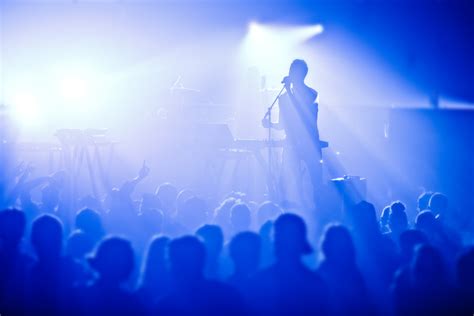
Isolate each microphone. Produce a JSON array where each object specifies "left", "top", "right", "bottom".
[{"left": 281, "top": 76, "right": 291, "bottom": 84}]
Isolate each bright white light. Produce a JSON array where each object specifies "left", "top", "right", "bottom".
[
  {"left": 54, "top": 65, "right": 97, "bottom": 102},
  {"left": 240, "top": 22, "right": 324, "bottom": 82},
  {"left": 59, "top": 74, "right": 91, "bottom": 100},
  {"left": 9, "top": 93, "right": 41, "bottom": 127},
  {"left": 4, "top": 62, "right": 107, "bottom": 132},
  {"left": 307, "top": 24, "right": 324, "bottom": 36}
]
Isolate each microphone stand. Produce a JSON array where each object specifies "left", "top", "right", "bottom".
[{"left": 262, "top": 84, "right": 286, "bottom": 200}]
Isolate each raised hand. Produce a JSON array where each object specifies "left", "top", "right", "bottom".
[{"left": 138, "top": 160, "right": 150, "bottom": 179}]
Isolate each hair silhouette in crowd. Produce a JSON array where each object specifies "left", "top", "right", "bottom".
[
  {"left": 228, "top": 231, "right": 261, "bottom": 292},
  {"left": 393, "top": 244, "right": 454, "bottom": 316},
  {"left": 245, "top": 213, "right": 329, "bottom": 315},
  {"left": 318, "top": 224, "right": 373, "bottom": 314},
  {"left": 230, "top": 203, "right": 252, "bottom": 234},
  {"left": 417, "top": 191, "right": 434, "bottom": 212},
  {"left": 196, "top": 224, "right": 225, "bottom": 279},
  {"left": 29, "top": 214, "right": 84, "bottom": 315},
  {"left": 80, "top": 236, "right": 143, "bottom": 315},
  {"left": 137, "top": 235, "right": 171, "bottom": 312},
  {"left": 256, "top": 201, "right": 283, "bottom": 227},
  {"left": 156, "top": 235, "right": 244, "bottom": 315},
  {"left": 387, "top": 201, "right": 409, "bottom": 245}
]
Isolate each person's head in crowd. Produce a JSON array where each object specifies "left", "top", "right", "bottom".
[
  {"left": 213, "top": 197, "right": 237, "bottom": 233},
  {"left": 229, "top": 231, "right": 261, "bottom": 276},
  {"left": 411, "top": 244, "right": 447, "bottom": 287},
  {"left": 89, "top": 236, "right": 135, "bottom": 285},
  {"left": 196, "top": 225, "right": 224, "bottom": 260},
  {"left": 390, "top": 201, "right": 406, "bottom": 213},
  {"left": 320, "top": 224, "right": 356, "bottom": 266},
  {"left": 140, "top": 193, "right": 162, "bottom": 214},
  {"left": 399, "top": 229, "right": 428, "bottom": 266},
  {"left": 176, "top": 189, "right": 194, "bottom": 214},
  {"left": 41, "top": 184, "right": 60, "bottom": 212},
  {"left": 415, "top": 210, "right": 438, "bottom": 237},
  {"left": 196, "top": 225, "right": 224, "bottom": 278},
  {"left": 429, "top": 193, "right": 448, "bottom": 218},
  {"left": 75, "top": 208, "right": 105, "bottom": 243},
  {"left": 230, "top": 203, "right": 251, "bottom": 234},
  {"left": 155, "top": 183, "right": 178, "bottom": 215},
  {"left": 66, "top": 230, "right": 94, "bottom": 261},
  {"left": 380, "top": 205, "right": 391, "bottom": 228},
  {"left": 177, "top": 197, "right": 208, "bottom": 232},
  {"left": 348, "top": 201, "right": 379, "bottom": 236},
  {"left": 144, "top": 235, "right": 169, "bottom": 268},
  {"left": 227, "top": 191, "right": 247, "bottom": 201},
  {"left": 257, "top": 201, "right": 283, "bottom": 227},
  {"left": 389, "top": 201, "right": 409, "bottom": 234},
  {"left": 141, "top": 236, "right": 170, "bottom": 284},
  {"left": 78, "top": 195, "right": 102, "bottom": 212},
  {"left": 31, "top": 214, "right": 63, "bottom": 261},
  {"left": 273, "top": 213, "right": 312, "bottom": 262},
  {"left": 0, "top": 208, "right": 26, "bottom": 251},
  {"left": 168, "top": 236, "right": 206, "bottom": 285},
  {"left": 417, "top": 191, "right": 434, "bottom": 212}
]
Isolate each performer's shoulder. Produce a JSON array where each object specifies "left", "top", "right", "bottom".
[{"left": 308, "top": 87, "right": 318, "bottom": 101}]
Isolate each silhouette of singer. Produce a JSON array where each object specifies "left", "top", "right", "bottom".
[{"left": 262, "top": 59, "right": 322, "bottom": 204}]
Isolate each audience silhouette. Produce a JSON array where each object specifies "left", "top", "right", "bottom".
[
  {"left": 0, "top": 165, "right": 472, "bottom": 316},
  {"left": 29, "top": 214, "right": 83, "bottom": 315},
  {"left": 196, "top": 224, "right": 225, "bottom": 280},
  {"left": 137, "top": 236, "right": 171, "bottom": 312},
  {"left": 245, "top": 213, "right": 329, "bottom": 315},
  {"left": 228, "top": 231, "right": 261, "bottom": 292},
  {"left": 0, "top": 209, "right": 33, "bottom": 315},
  {"left": 79, "top": 236, "right": 143, "bottom": 315},
  {"left": 318, "top": 224, "right": 373, "bottom": 314},
  {"left": 156, "top": 236, "right": 244, "bottom": 315}
]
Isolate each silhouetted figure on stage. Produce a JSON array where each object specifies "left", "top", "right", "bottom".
[{"left": 262, "top": 59, "right": 322, "bottom": 206}]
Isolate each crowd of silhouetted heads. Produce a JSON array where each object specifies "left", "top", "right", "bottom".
[{"left": 1, "top": 166, "right": 473, "bottom": 315}]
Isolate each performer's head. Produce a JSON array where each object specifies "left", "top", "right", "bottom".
[{"left": 289, "top": 59, "right": 308, "bottom": 83}]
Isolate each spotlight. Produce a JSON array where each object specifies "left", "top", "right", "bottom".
[
  {"left": 9, "top": 93, "right": 40, "bottom": 126},
  {"left": 59, "top": 74, "right": 91, "bottom": 100},
  {"left": 240, "top": 22, "right": 324, "bottom": 79},
  {"left": 52, "top": 64, "right": 99, "bottom": 103}
]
